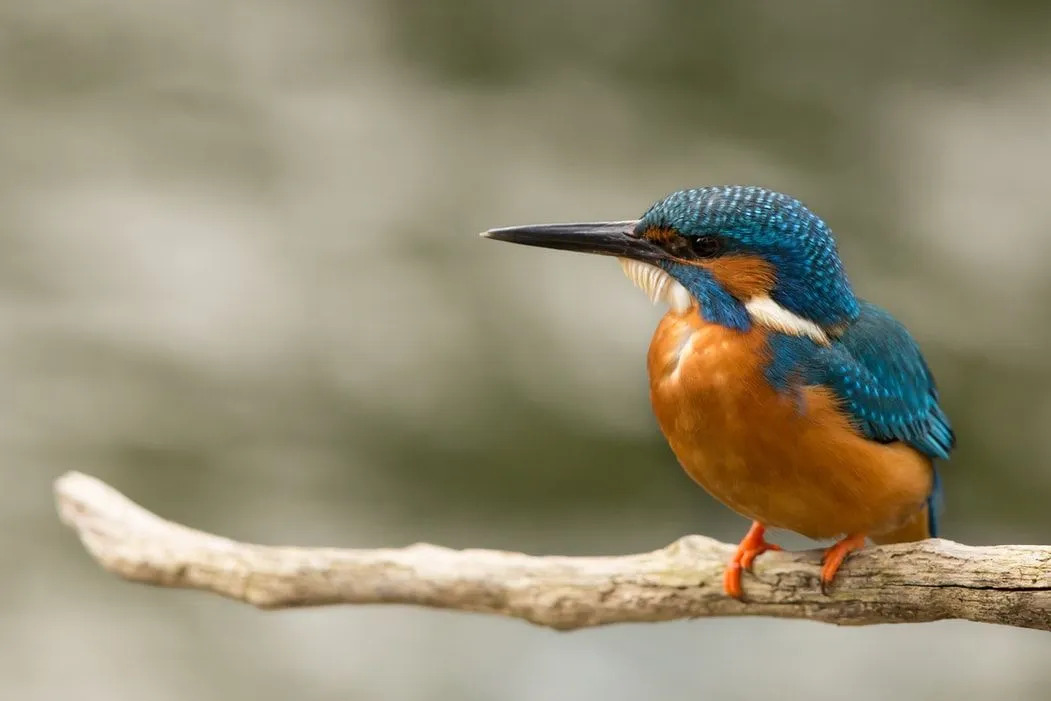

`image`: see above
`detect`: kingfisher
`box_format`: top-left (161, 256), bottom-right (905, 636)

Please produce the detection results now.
top-left (481, 185), bottom-right (954, 598)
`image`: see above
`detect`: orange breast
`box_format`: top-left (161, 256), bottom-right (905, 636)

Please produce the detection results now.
top-left (647, 307), bottom-right (933, 541)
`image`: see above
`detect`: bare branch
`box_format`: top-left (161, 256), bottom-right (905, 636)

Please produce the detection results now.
top-left (54, 471), bottom-right (1051, 631)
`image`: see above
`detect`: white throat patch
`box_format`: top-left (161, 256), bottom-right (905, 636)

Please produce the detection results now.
top-left (618, 258), bottom-right (693, 313)
top-left (617, 258), bottom-right (830, 344)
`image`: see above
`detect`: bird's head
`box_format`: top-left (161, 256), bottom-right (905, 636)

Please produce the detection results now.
top-left (483, 186), bottom-right (859, 344)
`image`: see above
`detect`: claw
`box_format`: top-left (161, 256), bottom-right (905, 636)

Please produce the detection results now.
top-left (820, 533), bottom-right (867, 594)
top-left (724, 521), bottom-right (781, 599)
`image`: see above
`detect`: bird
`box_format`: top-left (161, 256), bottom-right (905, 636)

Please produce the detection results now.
top-left (481, 185), bottom-right (954, 598)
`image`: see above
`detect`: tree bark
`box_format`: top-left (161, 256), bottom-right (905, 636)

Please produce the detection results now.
top-left (54, 471), bottom-right (1051, 632)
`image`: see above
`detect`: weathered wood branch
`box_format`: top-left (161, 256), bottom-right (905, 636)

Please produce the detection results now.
top-left (54, 471), bottom-right (1051, 631)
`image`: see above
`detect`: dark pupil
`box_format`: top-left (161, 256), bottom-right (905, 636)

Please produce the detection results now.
top-left (690, 236), bottom-right (721, 258)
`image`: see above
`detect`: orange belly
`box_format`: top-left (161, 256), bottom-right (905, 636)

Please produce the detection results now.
top-left (647, 307), bottom-right (933, 541)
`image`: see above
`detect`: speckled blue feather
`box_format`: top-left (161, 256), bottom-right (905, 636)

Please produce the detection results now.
top-left (636, 186), bottom-right (860, 328)
top-left (765, 301), bottom-right (954, 460)
top-left (765, 301), bottom-right (954, 534)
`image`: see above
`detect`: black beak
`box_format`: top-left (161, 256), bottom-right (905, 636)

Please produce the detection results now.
top-left (481, 220), bottom-right (663, 262)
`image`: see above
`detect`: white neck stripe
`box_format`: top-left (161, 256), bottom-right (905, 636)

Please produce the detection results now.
top-left (745, 296), bottom-right (830, 345)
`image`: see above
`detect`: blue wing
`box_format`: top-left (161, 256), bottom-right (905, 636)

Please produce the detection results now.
top-left (764, 301), bottom-right (954, 535)
top-left (765, 300), bottom-right (955, 460)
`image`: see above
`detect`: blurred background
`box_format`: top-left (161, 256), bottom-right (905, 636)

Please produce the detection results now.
top-left (3, 0), bottom-right (1051, 699)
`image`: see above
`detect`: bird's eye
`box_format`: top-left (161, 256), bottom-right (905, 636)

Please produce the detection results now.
top-left (690, 236), bottom-right (722, 258)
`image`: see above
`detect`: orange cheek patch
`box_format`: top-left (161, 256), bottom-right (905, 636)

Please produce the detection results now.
top-left (704, 255), bottom-right (777, 299)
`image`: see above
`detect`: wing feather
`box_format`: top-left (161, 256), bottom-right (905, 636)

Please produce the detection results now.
top-left (765, 300), bottom-right (955, 460)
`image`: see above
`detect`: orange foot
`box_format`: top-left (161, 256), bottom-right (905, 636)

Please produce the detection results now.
top-left (820, 533), bottom-right (867, 594)
top-left (723, 521), bottom-right (782, 599)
